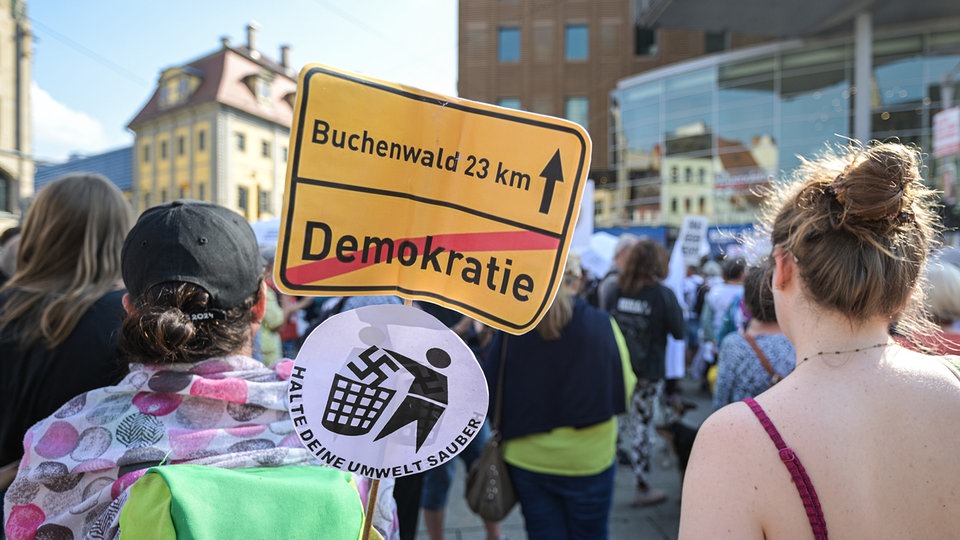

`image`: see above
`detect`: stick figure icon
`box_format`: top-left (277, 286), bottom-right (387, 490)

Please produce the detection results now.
top-left (373, 347), bottom-right (451, 451)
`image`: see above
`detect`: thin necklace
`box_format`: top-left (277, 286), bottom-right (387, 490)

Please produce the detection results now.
top-left (799, 341), bottom-right (890, 364)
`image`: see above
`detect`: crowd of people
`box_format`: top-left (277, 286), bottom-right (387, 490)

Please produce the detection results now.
top-left (5, 138), bottom-right (960, 539)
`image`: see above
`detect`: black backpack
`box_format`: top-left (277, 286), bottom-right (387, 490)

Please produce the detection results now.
top-left (610, 288), bottom-right (665, 381)
top-left (692, 282), bottom-right (710, 319)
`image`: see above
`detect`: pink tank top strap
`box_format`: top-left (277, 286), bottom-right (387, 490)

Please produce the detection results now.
top-left (743, 397), bottom-right (828, 540)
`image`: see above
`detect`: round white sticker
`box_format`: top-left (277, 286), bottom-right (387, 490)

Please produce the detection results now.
top-left (287, 303), bottom-right (490, 478)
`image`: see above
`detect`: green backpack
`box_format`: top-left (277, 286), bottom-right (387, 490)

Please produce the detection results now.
top-left (119, 465), bottom-right (369, 540)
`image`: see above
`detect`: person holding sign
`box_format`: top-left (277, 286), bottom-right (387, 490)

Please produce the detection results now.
top-left (485, 252), bottom-right (636, 540)
top-left (3, 201), bottom-right (396, 539)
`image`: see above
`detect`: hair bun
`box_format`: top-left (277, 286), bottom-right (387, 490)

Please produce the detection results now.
top-left (827, 143), bottom-right (920, 230)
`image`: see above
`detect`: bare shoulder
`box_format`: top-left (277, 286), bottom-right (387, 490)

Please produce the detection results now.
top-left (684, 401), bottom-right (775, 486)
top-left (891, 349), bottom-right (960, 397)
top-left (679, 402), bottom-right (769, 540)
top-left (689, 401), bottom-right (760, 456)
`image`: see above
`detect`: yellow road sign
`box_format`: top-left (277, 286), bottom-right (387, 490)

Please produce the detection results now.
top-left (275, 64), bottom-right (591, 334)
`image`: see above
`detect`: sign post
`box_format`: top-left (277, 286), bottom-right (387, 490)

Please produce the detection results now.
top-left (275, 64), bottom-right (592, 334)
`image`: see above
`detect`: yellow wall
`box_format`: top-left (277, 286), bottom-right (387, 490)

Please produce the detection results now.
top-left (193, 122), bottom-right (211, 202)
top-left (225, 117), bottom-right (287, 221)
top-left (137, 137), bottom-right (154, 210)
top-left (134, 113), bottom-right (287, 220)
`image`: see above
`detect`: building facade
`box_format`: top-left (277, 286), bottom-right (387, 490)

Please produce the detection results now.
top-left (0, 0), bottom-right (33, 225)
top-left (456, 0), bottom-right (768, 196)
top-left (128, 24), bottom-right (296, 219)
top-left (611, 19), bottom-right (960, 228)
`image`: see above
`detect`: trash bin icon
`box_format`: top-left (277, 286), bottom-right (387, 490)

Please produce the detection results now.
top-left (322, 373), bottom-right (396, 436)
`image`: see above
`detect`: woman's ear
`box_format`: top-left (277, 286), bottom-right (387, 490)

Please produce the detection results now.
top-left (121, 293), bottom-right (135, 315)
top-left (251, 282), bottom-right (268, 323)
top-left (772, 246), bottom-right (794, 291)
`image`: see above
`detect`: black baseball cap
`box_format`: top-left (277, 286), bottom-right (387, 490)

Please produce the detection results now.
top-left (122, 200), bottom-right (262, 310)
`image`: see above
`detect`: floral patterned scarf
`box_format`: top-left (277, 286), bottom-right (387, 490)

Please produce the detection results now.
top-left (3, 355), bottom-right (397, 539)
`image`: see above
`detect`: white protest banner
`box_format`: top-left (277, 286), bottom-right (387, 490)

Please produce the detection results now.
top-left (664, 216), bottom-right (709, 379)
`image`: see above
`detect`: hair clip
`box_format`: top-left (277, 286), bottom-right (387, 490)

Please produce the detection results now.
top-left (885, 211), bottom-right (914, 225)
top-left (825, 184), bottom-right (846, 205)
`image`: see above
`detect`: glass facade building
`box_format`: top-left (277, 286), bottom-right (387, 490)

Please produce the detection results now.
top-left (607, 24), bottom-right (960, 229)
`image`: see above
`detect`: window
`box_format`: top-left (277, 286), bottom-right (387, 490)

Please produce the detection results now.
top-left (497, 27), bottom-right (520, 62)
top-left (258, 188), bottom-right (271, 217)
top-left (497, 98), bottom-right (521, 110)
top-left (177, 136), bottom-right (185, 156)
top-left (143, 192), bottom-right (152, 208)
top-left (635, 25), bottom-right (658, 56)
top-left (198, 131), bottom-right (206, 152)
top-left (670, 198), bottom-right (678, 213)
top-left (705, 31), bottom-right (726, 54)
top-left (531, 98), bottom-right (552, 115)
top-left (161, 189), bottom-right (168, 203)
top-left (671, 166), bottom-right (678, 182)
top-left (565, 24), bottom-right (589, 61)
top-left (238, 186), bottom-right (250, 216)
top-left (160, 141), bottom-right (168, 160)
top-left (261, 140), bottom-right (270, 158)
top-left (178, 77), bottom-right (189, 99)
top-left (563, 97), bottom-right (588, 128)
top-left (236, 133), bottom-right (246, 152)
top-left (282, 146), bottom-right (288, 162)
top-left (143, 145), bottom-right (151, 163)
top-left (199, 183), bottom-right (206, 200)
top-left (699, 168), bottom-right (706, 184)
top-left (684, 167), bottom-right (692, 183)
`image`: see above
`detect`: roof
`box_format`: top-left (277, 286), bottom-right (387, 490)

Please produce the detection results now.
top-left (127, 45), bottom-right (298, 129)
top-left (34, 146), bottom-right (133, 192)
top-left (639, 0), bottom-right (960, 39)
top-left (717, 138), bottom-right (759, 171)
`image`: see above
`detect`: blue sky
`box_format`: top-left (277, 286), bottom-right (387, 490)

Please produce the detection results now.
top-left (27, 0), bottom-right (458, 162)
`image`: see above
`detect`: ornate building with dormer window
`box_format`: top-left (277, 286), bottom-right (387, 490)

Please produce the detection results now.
top-left (0, 0), bottom-right (32, 226)
top-left (127, 23), bottom-right (296, 219)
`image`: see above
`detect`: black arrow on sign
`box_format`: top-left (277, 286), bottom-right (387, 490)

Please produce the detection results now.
top-left (538, 149), bottom-right (564, 214)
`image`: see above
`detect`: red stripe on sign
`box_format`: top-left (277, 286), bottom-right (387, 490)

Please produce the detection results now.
top-left (285, 230), bottom-right (560, 284)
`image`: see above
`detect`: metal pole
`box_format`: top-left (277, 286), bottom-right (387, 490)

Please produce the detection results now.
top-left (943, 72), bottom-right (956, 109)
top-left (853, 12), bottom-right (872, 144)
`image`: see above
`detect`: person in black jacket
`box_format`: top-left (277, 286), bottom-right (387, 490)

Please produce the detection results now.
top-left (604, 238), bottom-right (685, 507)
top-left (0, 175), bottom-right (131, 496)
